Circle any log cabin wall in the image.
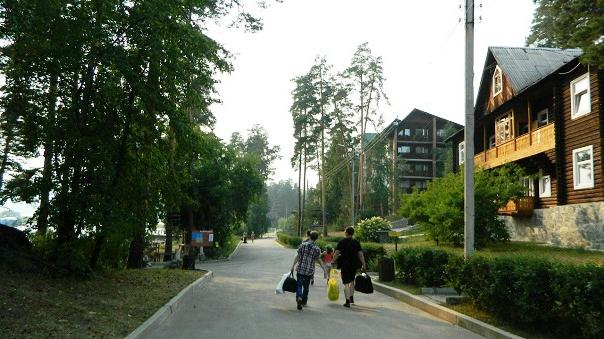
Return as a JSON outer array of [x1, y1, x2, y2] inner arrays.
[[487, 70, 515, 113], [559, 66, 603, 204]]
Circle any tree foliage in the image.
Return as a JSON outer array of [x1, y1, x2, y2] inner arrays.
[[355, 216, 391, 243], [526, 0, 604, 68], [399, 164, 527, 248], [0, 0, 273, 272]]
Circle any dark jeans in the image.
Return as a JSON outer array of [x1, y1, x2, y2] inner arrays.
[[296, 273, 312, 303]]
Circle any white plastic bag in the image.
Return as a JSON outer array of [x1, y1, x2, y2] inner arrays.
[[275, 272, 290, 294]]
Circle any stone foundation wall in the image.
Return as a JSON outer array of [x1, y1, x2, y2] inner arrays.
[[502, 202, 604, 249]]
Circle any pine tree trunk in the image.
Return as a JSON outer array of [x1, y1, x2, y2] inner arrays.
[[37, 74, 58, 235], [127, 229, 145, 269], [297, 131, 303, 237], [0, 132, 13, 193]]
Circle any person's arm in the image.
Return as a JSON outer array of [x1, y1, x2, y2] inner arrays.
[[357, 251, 366, 271], [315, 257, 326, 276], [291, 254, 299, 274], [333, 250, 340, 263]]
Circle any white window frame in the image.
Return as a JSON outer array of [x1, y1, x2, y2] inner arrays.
[[488, 135, 496, 149], [416, 146, 429, 154], [537, 108, 549, 127], [570, 73, 591, 119], [398, 146, 411, 154], [492, 65, 503, 97], [539, 175, 551, 198], [458, 141, 465, 165], [572, 145, 595, 189], [495, 111, 514, 145], [521, 176, 534, 197]]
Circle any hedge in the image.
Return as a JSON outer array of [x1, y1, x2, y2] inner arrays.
[[447, 256, 604, 338], [390, 247, 604, 338], [276, 233, 302, 248], [391, 247, 450, 287]]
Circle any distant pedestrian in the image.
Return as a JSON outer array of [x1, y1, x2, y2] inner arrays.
[[243, 232, 247, 244], [290, 231, 325, 310], [251, 231, 255, 243], [334, 226, 366, 308]]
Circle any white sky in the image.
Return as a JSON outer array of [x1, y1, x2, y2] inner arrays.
[[209, 0, 536, 184]]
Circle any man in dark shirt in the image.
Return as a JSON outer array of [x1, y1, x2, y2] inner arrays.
[[334, 226, 366, 308], [290, 231, 325, 310]]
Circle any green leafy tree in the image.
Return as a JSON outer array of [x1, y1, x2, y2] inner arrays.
[[526, 0, 604, 68], [399, 164, 526, 247]]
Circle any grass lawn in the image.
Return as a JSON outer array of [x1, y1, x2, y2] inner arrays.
[[0, 269, 205, 338], [383, 236, 604, 265]]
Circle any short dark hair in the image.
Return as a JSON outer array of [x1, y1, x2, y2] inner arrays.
[[345, 226, 355, 236], [310, 231, 319, 241], [306, 230, 312, 237]]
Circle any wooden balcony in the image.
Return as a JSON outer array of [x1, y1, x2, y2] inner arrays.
[[498, 197, 535, 217], [474, 123, 555, 169]]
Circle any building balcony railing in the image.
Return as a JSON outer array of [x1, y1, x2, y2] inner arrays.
[[474, 123, 555, 169], [498, 196, 535, 217]]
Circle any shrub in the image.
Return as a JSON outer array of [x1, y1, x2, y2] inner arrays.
[[355, 216, 391, 242], [276, 232, 302, 248], [323, 236, 345, 243], [399, 164, 525, 247], [361, 242, 386, 265], [447, 256, 604, 338], [392, 247, 451, 287]]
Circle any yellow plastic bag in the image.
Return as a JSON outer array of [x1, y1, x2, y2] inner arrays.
[[327, 269, 340, 301]]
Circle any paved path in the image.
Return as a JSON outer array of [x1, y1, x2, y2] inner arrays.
[[148, 238, 482, 339]]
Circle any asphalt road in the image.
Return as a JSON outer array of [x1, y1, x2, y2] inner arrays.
[[148, 238, 482, 339]]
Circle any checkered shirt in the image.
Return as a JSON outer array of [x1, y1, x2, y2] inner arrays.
[[296, 240, 321, 276]]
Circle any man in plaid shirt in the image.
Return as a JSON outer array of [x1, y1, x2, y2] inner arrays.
[[290, 231, 325, 310]]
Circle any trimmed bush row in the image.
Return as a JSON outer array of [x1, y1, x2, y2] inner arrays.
[[277, 233, 385, 267], [391, 248, 604, 338]]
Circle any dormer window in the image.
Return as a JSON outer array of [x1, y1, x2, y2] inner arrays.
[[492, 65, 503, 97]]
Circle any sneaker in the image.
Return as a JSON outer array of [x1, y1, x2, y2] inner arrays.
[[297, 298, 303, 310], [350, 296, 355, 304], [302, 302, 308, 307], [343, 300, 351, 308], [311, 279, 314, 286]]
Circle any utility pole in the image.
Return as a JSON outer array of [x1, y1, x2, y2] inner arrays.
[[351, 150, 356, 227], [464, 0, 475, 258]]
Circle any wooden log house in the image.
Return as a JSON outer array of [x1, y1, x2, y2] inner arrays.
[[451, 47, 604, 249]]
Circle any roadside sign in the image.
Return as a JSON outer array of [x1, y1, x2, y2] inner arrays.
[[388, 231, 401, 237], [191, 230, 214, 247]]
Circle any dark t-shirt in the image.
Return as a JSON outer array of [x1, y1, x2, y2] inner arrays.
[[336, 237, 362, 269]]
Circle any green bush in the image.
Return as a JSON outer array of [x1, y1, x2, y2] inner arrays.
[[392, 247, 450, 287], [355, 216, 391, 242], [323, 236, 345, 243], [447, 256, 604, 338], [399, 164, 525, 247], [276, 232, 302, 248], [361, 242, 386, 265]]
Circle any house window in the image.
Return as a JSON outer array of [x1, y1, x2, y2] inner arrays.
[[488, 135, 496, 149], [416, 146, 429, 154], [399, 128, 411, 137], [398, 146, 411, 154], [539, 175, 551, 198], [495, 111, 513, 145], [492, 65, 503, 96], [573, 145, 594, 189], [415, 128, 428, 138], [570, 73, 591, 119], [458, 141, 465, 165], [521, 176, 534, 197], [401, 180, 411, 189], [437, 129, 446, 138], [537, 109, 549, 127]]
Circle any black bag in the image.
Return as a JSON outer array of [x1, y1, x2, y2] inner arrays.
[[354, 272, 374, 294], [283, 273, 297, 293]]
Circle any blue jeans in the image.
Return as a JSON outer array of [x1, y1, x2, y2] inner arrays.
[[296, 273, 312, 303]]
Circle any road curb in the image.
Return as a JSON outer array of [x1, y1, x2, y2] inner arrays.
[[373, 281, 523, 339], [126, 270, 214, 339], [227, 241, 243, 261], [274, 240, 285, 248]]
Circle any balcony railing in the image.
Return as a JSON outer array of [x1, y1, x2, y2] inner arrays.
[[498, 197, 535, 217], [474, 123, 555, 169]]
